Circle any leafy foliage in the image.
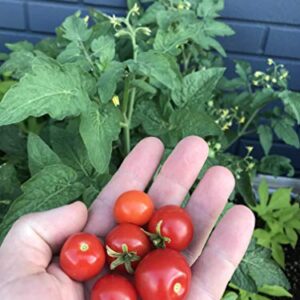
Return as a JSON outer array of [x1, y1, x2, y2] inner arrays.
[[0, 1, 299, 298], [252, 180, 300, 267], [231, 239, 290, 293]]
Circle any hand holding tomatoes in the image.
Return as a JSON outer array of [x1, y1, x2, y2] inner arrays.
[[59, 190, 194, 300]]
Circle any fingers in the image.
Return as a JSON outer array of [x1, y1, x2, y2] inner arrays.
[[84, 137, 164, 236], [0, 202, 88, 282], [190, 206, 255, 300], [184, 166, 235, 265], [47, 262, 84, 300], [148, 136, 208, 207]]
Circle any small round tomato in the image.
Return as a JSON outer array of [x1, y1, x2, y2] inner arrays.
[[135, 249, 191, 300], [92, 274, 138, 300], [105, 223, 151, 274], [60, 232, 105, 281], [114, 190, 154, 226], [148, 205, 194, 251]]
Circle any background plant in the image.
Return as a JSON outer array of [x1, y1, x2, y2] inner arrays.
[[0, 0, 299, 298]]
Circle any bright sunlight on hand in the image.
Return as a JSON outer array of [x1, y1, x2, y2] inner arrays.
[[0, 136, 255, 300]]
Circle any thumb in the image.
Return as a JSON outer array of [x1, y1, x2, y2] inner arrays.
[[0, 202, 88, 274]]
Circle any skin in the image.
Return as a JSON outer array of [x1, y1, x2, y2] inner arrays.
[[0, 136, 255, 300]]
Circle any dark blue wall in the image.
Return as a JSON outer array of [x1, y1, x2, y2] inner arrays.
[[1, 0, 300, 175]]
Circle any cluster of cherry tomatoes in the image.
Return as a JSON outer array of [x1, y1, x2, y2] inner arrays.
[[59, 190, 194, 300]]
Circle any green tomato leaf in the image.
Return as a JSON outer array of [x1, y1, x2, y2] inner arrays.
[[57, 42, 87, 67], [50, 124, 93, 180], [232, 240, 290, 292], [82, 185, 99, 207], [0, 125, 27, 161], [131, 79, 157, 95], [0, 80, 16, 100], [236, 172, 256, 206], [0, 164, 85, 243], [257, 125, 273, 155], [222, 292, 238, 300], [172, 68, 225, 107], [0, 57, 90, 126], [197, 0, 224, 17], [0, 50, 35, 79], [258, 285, 292, 298], [168, 107, 222, 145], [62, 12, 92, 43], [279, 90, 300, 124], [272, 118, 300, 148], [91, 35, 115, 65], [235, 60, 252, 83], [203, 20, 234, 37], [258, 155, 294, 177], [79, 103, 121, 174], [27, 133, 61, 175], [0, 163, 21, 200], [6, 41, 34, 52], [192, 31, 226, 56], [138, 2, 166, 25], [98, 61, 124, 103], [130, 50, 181, 90]]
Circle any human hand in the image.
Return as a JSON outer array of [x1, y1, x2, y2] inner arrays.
[[0, 136, 255, 300]]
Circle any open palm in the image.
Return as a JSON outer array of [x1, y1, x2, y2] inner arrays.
[[0, 137, 254, 300]]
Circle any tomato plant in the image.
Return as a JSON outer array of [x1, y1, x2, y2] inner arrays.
[[114, 190, 154, 226], [147, 205, 194, 251], [60, 232, 105, 281], [106, 223, 151, 274], [92, 274, 138, 300], [135, 249, 192, 300]]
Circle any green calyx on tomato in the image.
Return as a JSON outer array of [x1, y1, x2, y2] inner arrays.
[[143, 220, 171, 249], [106, 244, 140, 274]]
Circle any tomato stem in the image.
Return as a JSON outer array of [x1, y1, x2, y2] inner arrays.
[[142, 220, 171, 249], [106, 244, 140, 275]]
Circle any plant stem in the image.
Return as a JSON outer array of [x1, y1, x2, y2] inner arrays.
[[79, 41, 96, 75], [225, 109, 260, 150], [122, 23, 138, 155], [182, 47, 191, 74], [122, 77, 130, 114]]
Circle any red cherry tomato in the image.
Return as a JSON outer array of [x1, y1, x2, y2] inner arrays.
[[92, 274, 138, 300], [114, 190, 154, 226], [148, 205, 194, 251], [60, 232, 105, 281], [135, 249, 191, 300], [105, 223, 151, 274]]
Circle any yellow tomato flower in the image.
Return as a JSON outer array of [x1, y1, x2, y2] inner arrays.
[[112, 95, 120, 107], [254, 71, 263, 78], [239, 116, 246, 124], [246, 146, 254, 153]]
